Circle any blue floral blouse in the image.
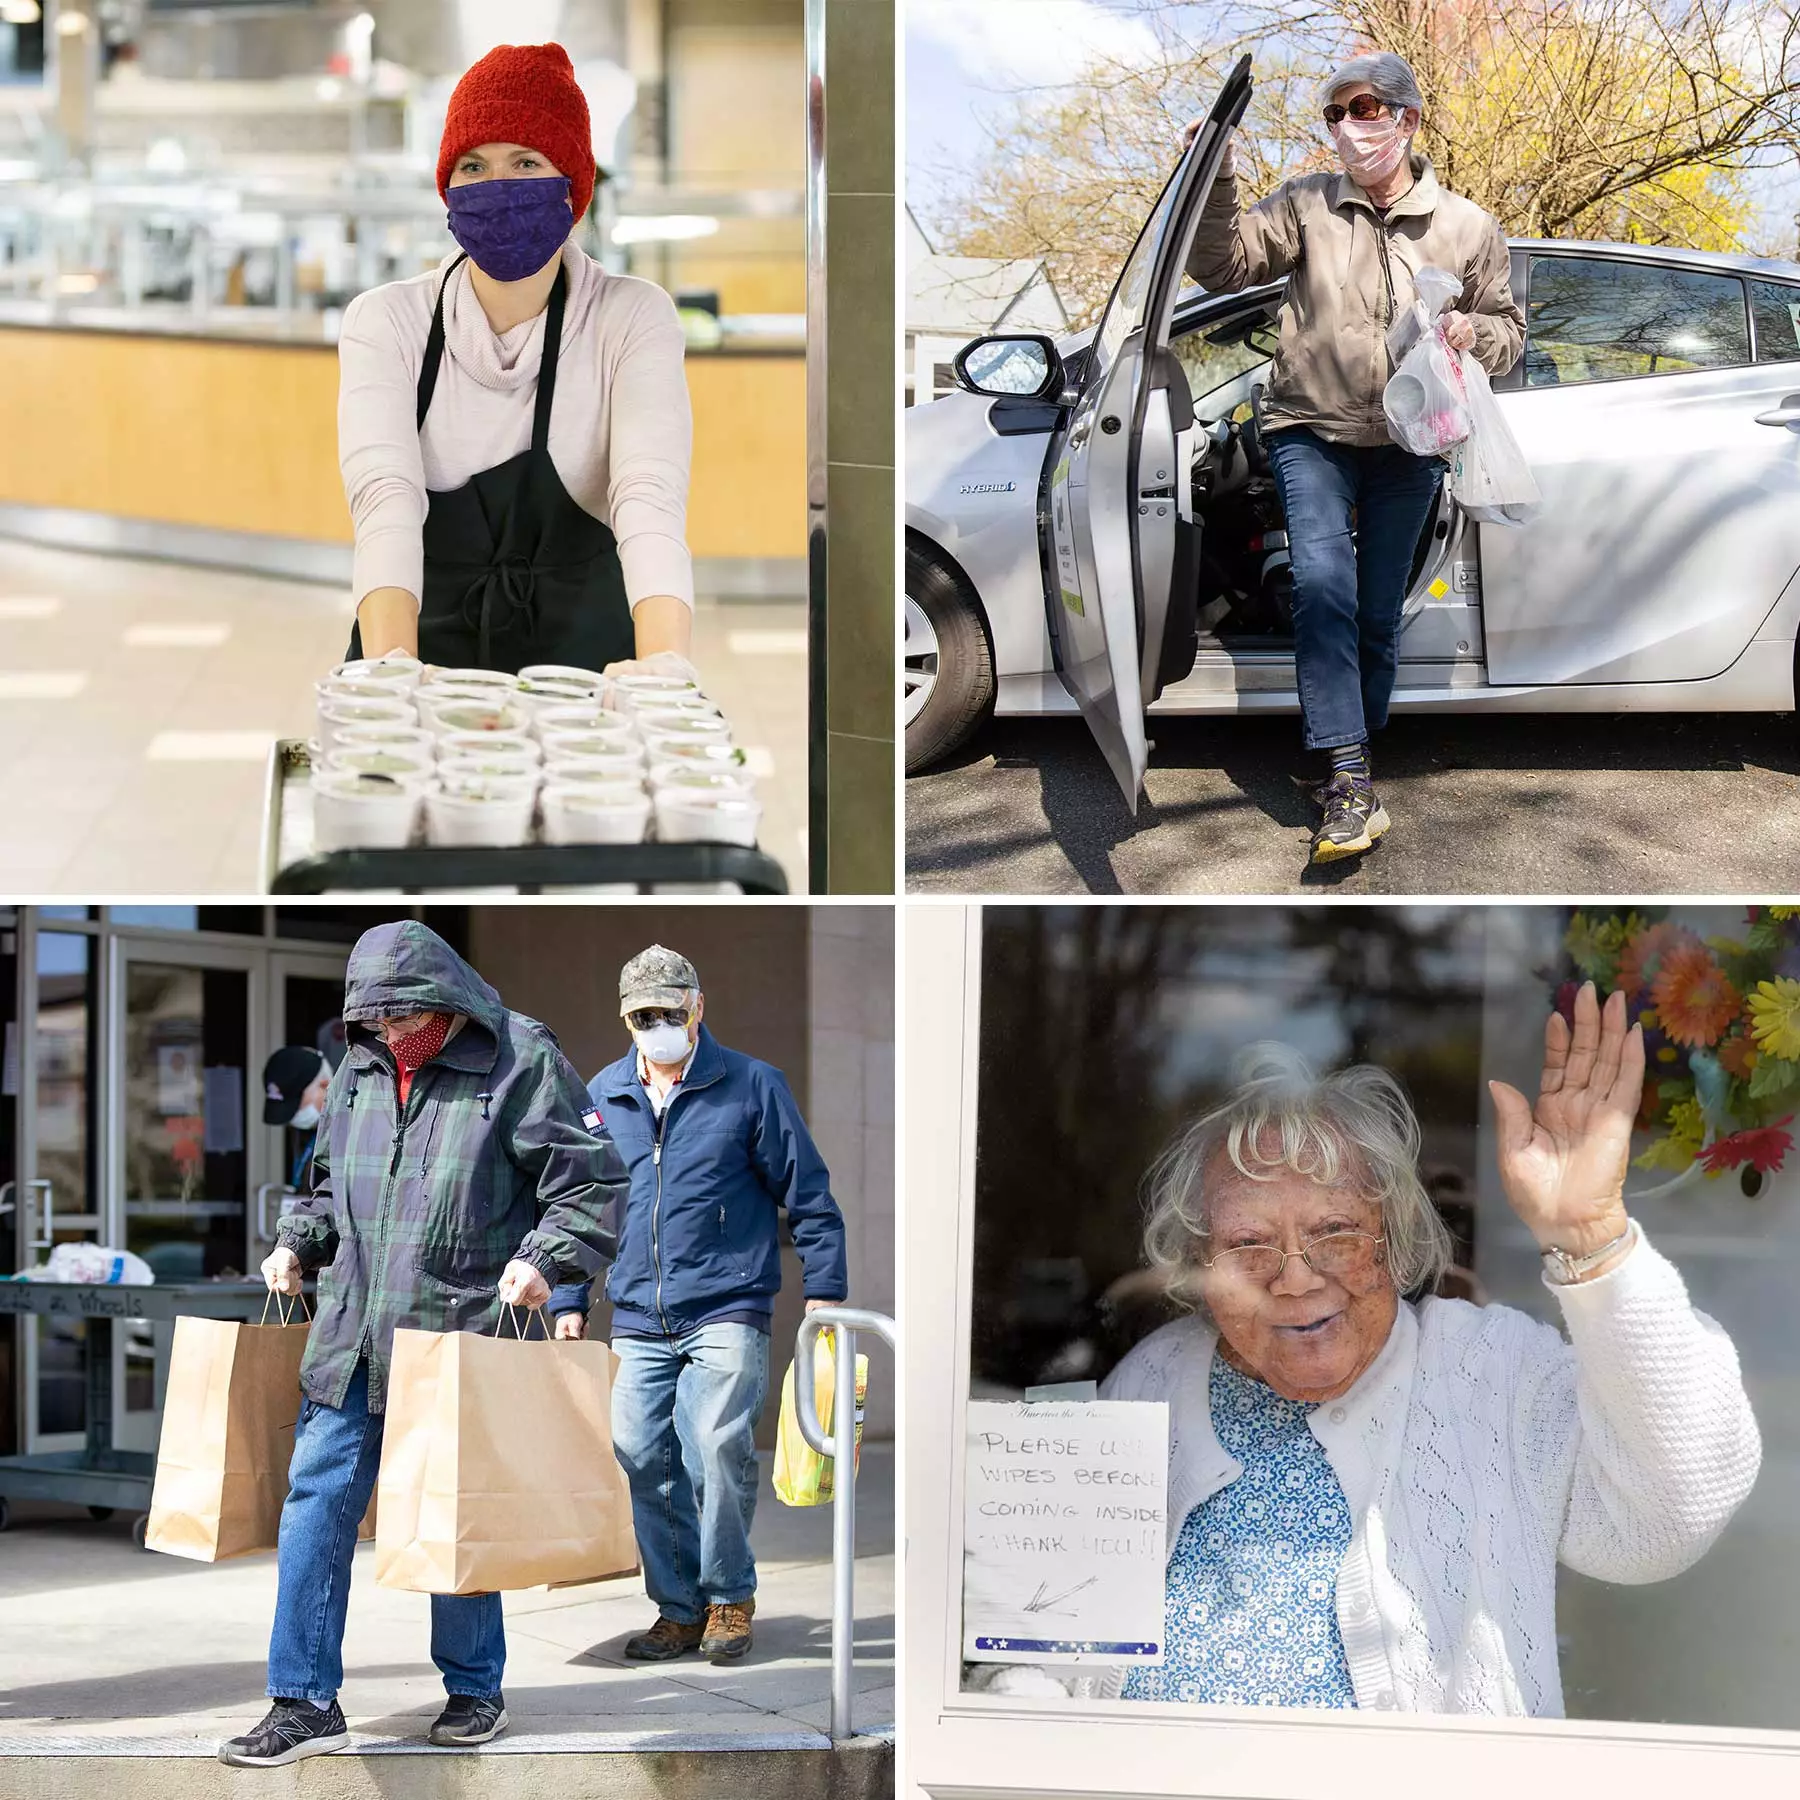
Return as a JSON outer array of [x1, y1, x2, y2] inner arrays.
[[1121, 1357, 1357, 1708]]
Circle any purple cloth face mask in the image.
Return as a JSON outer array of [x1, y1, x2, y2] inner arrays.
[[445, 174, 574, 282]]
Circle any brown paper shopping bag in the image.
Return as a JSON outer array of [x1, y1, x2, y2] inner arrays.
[[145, 1303, 310, 1561], [374, 1321, 638, 1595]]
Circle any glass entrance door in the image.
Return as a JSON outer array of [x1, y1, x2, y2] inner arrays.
[[17, 924, 102, 1453], [255, 950, 352, 1257], [109, 940, 256, 1454]]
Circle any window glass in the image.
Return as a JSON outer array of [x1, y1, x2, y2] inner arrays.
[[1173, 306, 1277, 420], [958, 904, 1792, 1731], [1749, 279, 1800, 365], [1525, 257, 1748, 386], [106, 907, 263, 934]]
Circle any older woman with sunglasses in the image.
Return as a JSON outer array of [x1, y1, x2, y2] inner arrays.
[[989, 984, 1758, 1714], [1180, 52, 1524, 867]]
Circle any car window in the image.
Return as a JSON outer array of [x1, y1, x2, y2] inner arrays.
[[1524, 256, 1749, 386], [1749, 279, 1800, 365], [1173, 306, 1278, 418]]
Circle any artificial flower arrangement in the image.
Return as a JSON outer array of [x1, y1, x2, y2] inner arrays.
[[1556, 906, 1800, 1185]]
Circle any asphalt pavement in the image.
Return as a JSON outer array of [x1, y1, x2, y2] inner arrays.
[[905, 711, 1800, 894]]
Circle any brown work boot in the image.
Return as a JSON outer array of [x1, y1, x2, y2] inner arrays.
[[700, 1597, 756, 1661], [623, 1615, 706, 1661]]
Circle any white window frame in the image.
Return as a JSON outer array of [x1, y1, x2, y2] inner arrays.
[[902, 903, 1800, 1800]]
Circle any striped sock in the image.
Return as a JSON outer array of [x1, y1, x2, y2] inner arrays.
[[1328, 742, 1371, 782]]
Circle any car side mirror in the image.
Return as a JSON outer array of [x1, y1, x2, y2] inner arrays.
[[952, 333, 1064, 402]]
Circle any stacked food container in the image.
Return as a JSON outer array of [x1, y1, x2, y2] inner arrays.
[[307, 658, 761, 854]]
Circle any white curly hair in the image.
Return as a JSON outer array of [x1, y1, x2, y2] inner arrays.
[[1140, 1041, 1454, 1315]]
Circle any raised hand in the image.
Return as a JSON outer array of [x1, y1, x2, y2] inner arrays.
[[1488, 981, 1641, 1260]]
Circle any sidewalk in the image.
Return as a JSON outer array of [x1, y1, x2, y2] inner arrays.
[[0, 1445, 892, 1782]]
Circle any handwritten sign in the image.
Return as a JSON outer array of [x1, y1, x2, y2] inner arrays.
[[963, 1399, 1168, 1665]]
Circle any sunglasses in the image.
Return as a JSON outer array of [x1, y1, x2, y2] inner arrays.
[[627, 1007, 689, 1031], [1323, 94, 1399, 126]]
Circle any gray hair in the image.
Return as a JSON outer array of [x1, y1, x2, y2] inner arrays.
[[1320, 51, 1424, 119], [1140, 1042, 1453, 1314]]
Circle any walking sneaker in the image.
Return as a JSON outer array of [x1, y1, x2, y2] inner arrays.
[[428, 1693, 509, 1747], [1309, 771, 1390, 864], [701, 1598, 756, 1661], [623, 1615, 707, 1661], [217, 1698, 349, 1767]]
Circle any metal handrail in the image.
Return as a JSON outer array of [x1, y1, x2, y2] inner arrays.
[[793, 1304, 896, 1741]]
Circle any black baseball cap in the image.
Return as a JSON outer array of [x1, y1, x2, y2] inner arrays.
[[262, 1046, 327, 1126]]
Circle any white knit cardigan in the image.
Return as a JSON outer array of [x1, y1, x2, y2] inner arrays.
[[1072, 1230, 1760, 1715]]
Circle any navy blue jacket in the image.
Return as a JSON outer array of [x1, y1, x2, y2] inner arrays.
[[548, 1025, 847, 1336]]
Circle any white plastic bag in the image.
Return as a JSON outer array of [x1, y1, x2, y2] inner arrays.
[[1444, 349, 1542, 526], [1385, 264, 1463, 365], [1383, 323, 1472, 457], [28, 1243, 155, 1285]]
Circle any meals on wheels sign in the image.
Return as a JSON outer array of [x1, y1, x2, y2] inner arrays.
[[963, 1399, 1169, 1665]]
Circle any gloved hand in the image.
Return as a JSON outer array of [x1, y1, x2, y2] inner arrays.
[[554, 1310, 588, 1340], [603, 650, 702, 689], [1181, 121, 1237, 181], [496, 1258, 551, 1308], [261, 1246, 302, 1296], [1440, 309, 1477, 352]]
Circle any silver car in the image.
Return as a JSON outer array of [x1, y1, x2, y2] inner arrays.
[[904, 56, 1800, 806]]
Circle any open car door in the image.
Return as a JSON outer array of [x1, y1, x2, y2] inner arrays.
[[1044, 54, 1254, 810]]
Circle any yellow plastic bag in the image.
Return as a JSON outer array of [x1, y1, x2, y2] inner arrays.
[[773, 1347, 868, 1507]]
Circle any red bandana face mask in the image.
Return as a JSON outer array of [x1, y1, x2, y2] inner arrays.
[[386, 1012, 452, 1070]]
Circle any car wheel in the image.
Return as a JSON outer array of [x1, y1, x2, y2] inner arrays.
[[905, 543, 994, 773]]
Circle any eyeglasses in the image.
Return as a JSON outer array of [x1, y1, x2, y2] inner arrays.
[[1198, 1230, 1386, 1286], [627, 1007, 689, 1031], [1323, 94, 1398, 126]]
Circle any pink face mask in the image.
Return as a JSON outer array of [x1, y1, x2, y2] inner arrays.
[[1331, 112, 1410, 185]]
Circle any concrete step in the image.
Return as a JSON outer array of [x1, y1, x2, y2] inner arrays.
[[0, 1732, 894, 1800]]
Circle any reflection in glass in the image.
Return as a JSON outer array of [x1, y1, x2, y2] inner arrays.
[[123, 964, 249, 1287], [1749, 279, 1800, 366], [1526, 256, 1748, 385]]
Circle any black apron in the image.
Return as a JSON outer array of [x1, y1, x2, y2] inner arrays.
[[346, 252, 634, 674]]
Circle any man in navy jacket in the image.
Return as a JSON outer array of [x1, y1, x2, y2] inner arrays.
[[550, 945, 848, 1663]]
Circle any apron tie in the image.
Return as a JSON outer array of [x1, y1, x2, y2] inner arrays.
[[459, 555, 539, 668]]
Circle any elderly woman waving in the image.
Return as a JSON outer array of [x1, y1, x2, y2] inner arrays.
[[1024, 984, 1757, 1715], [1182, 52, 1524, 867]]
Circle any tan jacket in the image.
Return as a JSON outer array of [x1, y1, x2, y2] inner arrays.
[[1186, 154, 1524, 448]]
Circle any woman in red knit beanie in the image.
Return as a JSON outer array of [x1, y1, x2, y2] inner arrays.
[[336, 40, 697, 688]]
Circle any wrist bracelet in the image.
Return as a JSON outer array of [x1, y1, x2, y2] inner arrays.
[[1541, 1220, 1636, 1286]]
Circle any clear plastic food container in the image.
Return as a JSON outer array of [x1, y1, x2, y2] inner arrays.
[[652, 788, 761, 847], [425, 775, 537, 848], [541, 780, 653, 846]]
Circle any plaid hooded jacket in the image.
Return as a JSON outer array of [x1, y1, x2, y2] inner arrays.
[[276, 921, 625, 1412]]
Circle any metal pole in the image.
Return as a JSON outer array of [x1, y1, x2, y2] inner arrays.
[[793, 1305, 896, 1742], [830, 1319, 855, 1741]]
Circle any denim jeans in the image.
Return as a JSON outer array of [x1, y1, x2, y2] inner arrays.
[[266, 1360, 505, 1704], [610, 1323, 770, 1626], [1265, 425, 1446, 751]]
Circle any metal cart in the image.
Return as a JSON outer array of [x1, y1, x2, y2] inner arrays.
[[261, 740, 790, 894], [0, 1278, 278, 1547]]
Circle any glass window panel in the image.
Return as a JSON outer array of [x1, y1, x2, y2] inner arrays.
[[1525, 256, 1749, 386], [122, 963, 249, 1282], [107, 906, 263, 934], [273, 906, 415, 946], [957, 904, 1792, 1731], [34, 930, 95, 1222], [1749, 279, 1800, 365]]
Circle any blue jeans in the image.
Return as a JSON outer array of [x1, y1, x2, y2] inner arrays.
[[611, 1323, 770, 1626], [1266, 425, 1445, 751], [266, 1361, 505, 1704]]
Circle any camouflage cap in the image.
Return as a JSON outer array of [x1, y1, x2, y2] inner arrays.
[[619, 944, 701, 1016]]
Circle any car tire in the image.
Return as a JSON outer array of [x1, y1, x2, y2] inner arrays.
[[905, 542, 994, 774]]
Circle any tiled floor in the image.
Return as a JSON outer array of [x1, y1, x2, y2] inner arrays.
[[0, 539, 809, 894]]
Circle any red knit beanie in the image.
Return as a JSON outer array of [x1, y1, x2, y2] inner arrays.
[[437, 43, 596, 222]]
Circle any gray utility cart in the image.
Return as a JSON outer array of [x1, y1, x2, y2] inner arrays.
[[0, 1278, 276, 1546], [261, 740, 790, 894]]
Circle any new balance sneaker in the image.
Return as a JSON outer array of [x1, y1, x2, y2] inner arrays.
[[218, 1698, 349, 1767], [1309, 771, 1390, 864], [428, 1692, 509, 1747], [623, 1615, 707, 1661], [701, 1598, 756, 1661]]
